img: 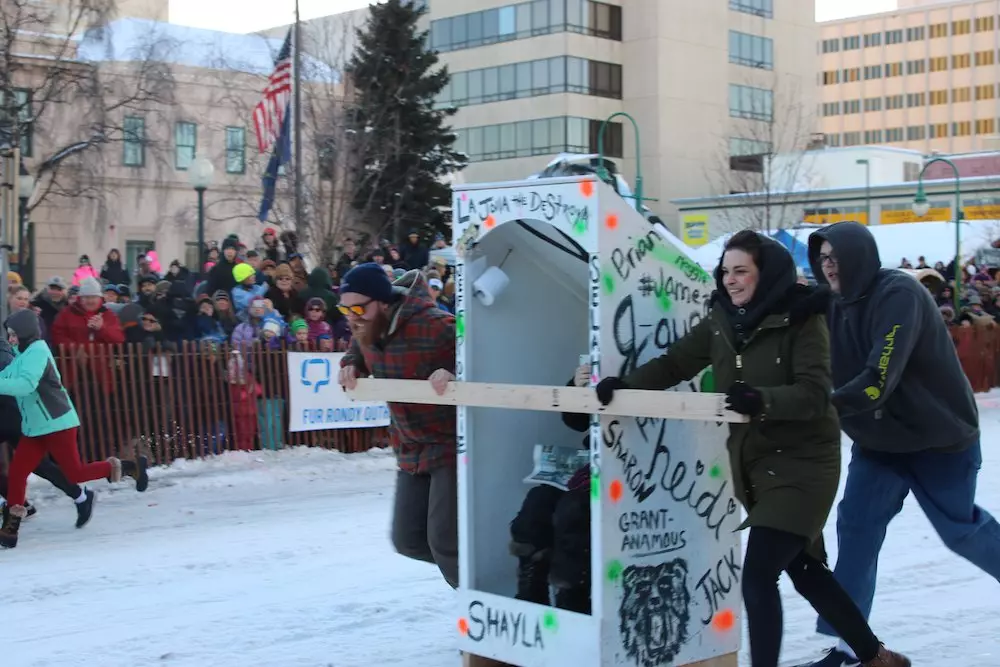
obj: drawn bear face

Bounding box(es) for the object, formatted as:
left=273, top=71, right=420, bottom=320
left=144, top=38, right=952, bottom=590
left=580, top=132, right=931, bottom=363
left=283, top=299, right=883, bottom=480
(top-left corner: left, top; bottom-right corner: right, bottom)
left=619, top=559, right=691, bottom=667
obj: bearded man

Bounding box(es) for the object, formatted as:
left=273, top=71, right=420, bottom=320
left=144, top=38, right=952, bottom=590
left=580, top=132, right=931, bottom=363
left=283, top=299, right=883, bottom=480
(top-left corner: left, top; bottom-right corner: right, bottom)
left=337, top=263, right=459, bottom=587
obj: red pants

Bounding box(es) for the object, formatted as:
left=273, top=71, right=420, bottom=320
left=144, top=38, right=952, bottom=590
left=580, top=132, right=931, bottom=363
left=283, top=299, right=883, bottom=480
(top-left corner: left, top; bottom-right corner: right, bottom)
left=4, top=428, right=111, bottom=507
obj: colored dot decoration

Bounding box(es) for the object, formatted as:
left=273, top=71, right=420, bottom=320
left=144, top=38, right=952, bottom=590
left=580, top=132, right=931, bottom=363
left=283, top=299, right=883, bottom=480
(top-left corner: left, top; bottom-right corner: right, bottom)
left=590, top=474, right=600, bottom=500
left=542, top=611, right=558, bottom=632
left=699, top=367, right=715, bottom=392
left=606, top=559, right=624, bottom=583
left=602, top=272, right=615, bottom=295
left=458, top=618, right=469, bottom=635
left=712, top=609, right=736, bottom=632
left=579, top=180, right=594, bottom=198
left=609, top=479, right=623, bottom=503
left=455, top=312, right=466, bottom=340
left=709, top=464, right=722, bottom=479
left=572, top=216, right=588, bottom=236
left=605, top=214, right=619, bottom=230
left=484, top=215, right=496, bottom=228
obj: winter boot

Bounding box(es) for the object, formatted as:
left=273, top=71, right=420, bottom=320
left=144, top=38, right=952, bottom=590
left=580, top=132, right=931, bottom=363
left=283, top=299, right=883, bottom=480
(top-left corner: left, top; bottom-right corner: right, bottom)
left=24, top=501, right=37, bottom=518
left=862, top=646, right=910, bottom=667
left=510, top=541, right=551, bottom=605
left=107, top=456, right=123, bottom=483
left=0, top=503, right=27, bottom=549
left=75, top=489, right=95, bottom=529
left=553, top=585, right=590, bottom=615
left=795, top=648, right=859, bottom=667
left=121, top=455, right=149, bottom=492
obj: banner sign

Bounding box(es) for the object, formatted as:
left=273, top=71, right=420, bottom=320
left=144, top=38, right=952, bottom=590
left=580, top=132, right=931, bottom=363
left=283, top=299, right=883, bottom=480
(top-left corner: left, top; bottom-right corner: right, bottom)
left=287, top=352, right=390, bottom=432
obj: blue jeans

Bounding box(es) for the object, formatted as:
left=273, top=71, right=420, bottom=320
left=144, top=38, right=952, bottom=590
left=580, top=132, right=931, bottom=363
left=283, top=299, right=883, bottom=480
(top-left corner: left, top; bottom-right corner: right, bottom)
left=818, top=440, right=1000, bottom=637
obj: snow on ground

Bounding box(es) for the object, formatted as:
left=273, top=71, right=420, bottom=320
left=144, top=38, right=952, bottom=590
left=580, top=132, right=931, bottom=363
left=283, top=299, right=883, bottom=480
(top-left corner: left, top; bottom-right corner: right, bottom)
left=6, top=412, right=1000, bottom=667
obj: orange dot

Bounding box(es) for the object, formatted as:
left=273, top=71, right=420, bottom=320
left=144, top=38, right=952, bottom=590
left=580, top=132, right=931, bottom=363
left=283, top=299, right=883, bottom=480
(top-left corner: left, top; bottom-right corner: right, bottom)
left=712, top=609, right=735, bottom=632
left=609, top=479, right=623, bottom=502
left=484, top=215, right=496, bottom=228
left=580, top=180, right=594, bottom=198
left=605, top=214, right=618, bottom=230
left=458, top=618, right=469, bottom=635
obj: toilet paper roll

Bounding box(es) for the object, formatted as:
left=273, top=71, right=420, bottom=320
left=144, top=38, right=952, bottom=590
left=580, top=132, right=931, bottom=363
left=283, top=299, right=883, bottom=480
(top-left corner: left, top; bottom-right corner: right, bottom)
left=473, top=266, right=510, bottom=307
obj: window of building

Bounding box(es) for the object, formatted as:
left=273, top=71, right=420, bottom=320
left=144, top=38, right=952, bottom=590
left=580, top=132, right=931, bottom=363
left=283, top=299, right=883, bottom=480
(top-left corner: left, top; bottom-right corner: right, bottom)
left=906, top=58, right=926, bottom=75
left=953, top=86, right=971, bottom=102
left=844, top=99, right=861, bottom=114
left=842, top=35, right=860, bottom=50
left=930, top=89, right=948, bottom=104
left=174, top=121, right=196, bottom=170
left=864, top=96, right=882, bottom=112
left=729, top=84, right=773, bottom=121
left=929, top=22, right=948, bottom=38
left=431, top=0, right=621, bottom=53
left=455, top=116, right=622, bottom=162
left=953, top=53, right=971, bottom=69
left=976, top=84, right=995, bottom=100
left=843, top=131, right=861, bottom=146
left=885, top=29, right=904, bottom=44
left=863, top=64, right=883, bottom=79
left=907, top=125, right=926, bottom=140
left=929, top=122, right=948, bottom=138
left=952, top=120, right=972, bottom=136
left=885, top=94, right=904, bottom=109
left=885, top=127, right=904, bottom=142
left=729, top=0, right=773, bottom=19
left=886, top=62, right=903, bottom=77
left=907, top=92, right=926, bottom=107
left=929, top=56, right=948, bottom=71
left=843, top=67, right=860, bottom=81
left=975, top=16, right=995, bottom=32
left=976, top=118, right=996, bottom=135
left=225, top=127, right=245, bottom=174
left=123, top=116, right=145, bottom=167
left=821, top=38, right=839, bottom=53
left=728, top=137, right=772, bottom=172
left=1, top=88, right=34, bottom=158
left=952, top=19, right=971, bottom=35
left=729, top=31, right=774, bottom=69
left=864, top=129, right=883, bottom=144
left=827, top=134, right=842, bottom=147
left=975, top=50, right=995, bottom=66
left=822, top=70, right=839, bottom=85
left=822, top=101, right=841, bottom=116
left=863, top=32, right=882, bottom=47
left=906, top=26, right=925, bottom=41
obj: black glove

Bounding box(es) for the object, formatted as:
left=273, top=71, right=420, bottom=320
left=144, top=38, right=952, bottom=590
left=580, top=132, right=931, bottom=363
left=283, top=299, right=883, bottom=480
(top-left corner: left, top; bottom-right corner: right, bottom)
left=596, top=377, right=628, bottom=406
left=725, top=383, right=764, bottom=416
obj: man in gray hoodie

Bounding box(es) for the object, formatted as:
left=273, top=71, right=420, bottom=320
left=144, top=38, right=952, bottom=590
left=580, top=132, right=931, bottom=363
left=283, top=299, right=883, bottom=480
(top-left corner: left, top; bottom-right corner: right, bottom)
left=799, top=221, right=1000, bottom=667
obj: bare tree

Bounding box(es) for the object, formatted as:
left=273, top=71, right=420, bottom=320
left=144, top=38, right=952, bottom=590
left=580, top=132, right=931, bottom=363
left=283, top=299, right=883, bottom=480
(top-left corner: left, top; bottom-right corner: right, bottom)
left=707, top=73, right=818, bottom=234
left=1, top=0, right=177, bottom=216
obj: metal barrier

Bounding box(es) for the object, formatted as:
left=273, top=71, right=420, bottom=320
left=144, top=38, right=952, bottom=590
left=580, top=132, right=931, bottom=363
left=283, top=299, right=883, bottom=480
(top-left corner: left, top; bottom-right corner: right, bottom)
left=51, top=342, right=389, bottom=465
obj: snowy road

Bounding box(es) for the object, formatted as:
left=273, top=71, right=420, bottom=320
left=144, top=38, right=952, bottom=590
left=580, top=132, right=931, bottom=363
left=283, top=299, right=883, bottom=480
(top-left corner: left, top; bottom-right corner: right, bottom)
left=5, top=414, right=1000, bottom=667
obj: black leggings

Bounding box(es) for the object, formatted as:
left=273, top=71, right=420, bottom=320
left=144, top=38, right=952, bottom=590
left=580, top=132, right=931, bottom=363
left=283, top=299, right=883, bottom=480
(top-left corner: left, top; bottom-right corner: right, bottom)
left=743, top=526, right=880, bottom=667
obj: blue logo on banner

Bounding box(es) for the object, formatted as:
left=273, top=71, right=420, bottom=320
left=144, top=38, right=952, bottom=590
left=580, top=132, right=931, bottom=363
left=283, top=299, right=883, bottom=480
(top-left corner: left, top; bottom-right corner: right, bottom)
left=300, top=358, right=331, bottom=393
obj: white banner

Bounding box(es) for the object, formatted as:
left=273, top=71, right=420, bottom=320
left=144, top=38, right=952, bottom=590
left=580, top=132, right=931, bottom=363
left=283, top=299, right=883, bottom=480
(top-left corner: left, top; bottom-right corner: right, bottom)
left=287, top=352, right=391, bottom=432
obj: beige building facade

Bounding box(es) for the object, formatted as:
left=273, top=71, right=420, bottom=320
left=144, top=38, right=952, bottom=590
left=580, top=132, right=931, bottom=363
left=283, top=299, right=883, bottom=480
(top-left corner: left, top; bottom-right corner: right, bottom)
left=424, top=0, right=818, bottom=230
left=820, top=0, right=1000, bottom=154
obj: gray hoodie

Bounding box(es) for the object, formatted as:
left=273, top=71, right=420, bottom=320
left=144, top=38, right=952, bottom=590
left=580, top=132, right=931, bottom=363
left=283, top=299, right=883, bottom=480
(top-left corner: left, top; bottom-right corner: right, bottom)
left=808, top=221, right=978, bottom=453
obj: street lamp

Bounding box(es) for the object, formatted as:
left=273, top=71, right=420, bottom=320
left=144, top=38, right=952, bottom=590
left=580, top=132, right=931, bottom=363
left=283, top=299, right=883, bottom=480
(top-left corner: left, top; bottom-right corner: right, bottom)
left=188, top=157, right=215, bottom=276
left=17, top=173, right=34, bottom=285
left=856, top=158, right=870, bottom=225
left=912, top=157, right=962, bottom=314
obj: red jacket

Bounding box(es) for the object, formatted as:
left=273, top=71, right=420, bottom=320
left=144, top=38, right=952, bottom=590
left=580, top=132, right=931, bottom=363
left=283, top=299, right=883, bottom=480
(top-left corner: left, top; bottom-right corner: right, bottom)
left=51, top=303, right=125, bottom=392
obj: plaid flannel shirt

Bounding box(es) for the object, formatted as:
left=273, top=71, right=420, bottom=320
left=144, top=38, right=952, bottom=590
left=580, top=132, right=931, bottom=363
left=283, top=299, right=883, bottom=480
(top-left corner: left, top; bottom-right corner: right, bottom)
left=341, top=272, right=456, bottom=474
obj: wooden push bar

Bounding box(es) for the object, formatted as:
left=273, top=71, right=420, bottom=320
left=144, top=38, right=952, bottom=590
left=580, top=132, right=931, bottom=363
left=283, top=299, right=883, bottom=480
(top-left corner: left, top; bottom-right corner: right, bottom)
left=346, top=379, right=749, bottom=424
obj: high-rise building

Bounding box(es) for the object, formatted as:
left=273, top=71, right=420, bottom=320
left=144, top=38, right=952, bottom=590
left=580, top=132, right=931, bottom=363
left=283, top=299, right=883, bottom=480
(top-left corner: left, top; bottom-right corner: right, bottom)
left=819, top=0, right=1000, bottom=154
left=284, top=1, right=818, bottom=232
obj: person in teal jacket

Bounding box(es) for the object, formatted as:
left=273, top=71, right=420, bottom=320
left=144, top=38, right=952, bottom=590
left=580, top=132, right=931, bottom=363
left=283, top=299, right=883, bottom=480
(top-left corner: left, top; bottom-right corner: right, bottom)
left=0, top=310, right=148, bottom=549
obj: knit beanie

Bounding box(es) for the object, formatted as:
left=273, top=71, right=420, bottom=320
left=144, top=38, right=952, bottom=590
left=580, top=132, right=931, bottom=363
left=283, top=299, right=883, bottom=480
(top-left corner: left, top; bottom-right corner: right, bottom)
left=341, top=263, right=393, bottom=303
left=290, top=318, right=308, bottom=333
left=233, top=263, right=255, bottom=283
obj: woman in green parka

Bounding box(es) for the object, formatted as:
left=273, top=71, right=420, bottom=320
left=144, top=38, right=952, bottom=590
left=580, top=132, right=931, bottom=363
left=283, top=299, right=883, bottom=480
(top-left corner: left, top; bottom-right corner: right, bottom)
left=595, top=231, right=909, bottom=667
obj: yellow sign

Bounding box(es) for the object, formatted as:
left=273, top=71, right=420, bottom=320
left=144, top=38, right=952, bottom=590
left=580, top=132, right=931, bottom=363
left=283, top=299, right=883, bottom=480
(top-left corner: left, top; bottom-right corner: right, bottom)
left=880, top=208, right=951, bottom=224
left=964, top=205, right=1000, bottom=220
left=803, top=212, right=869, bottom=226
left=682, top=214, right=709, bottom=247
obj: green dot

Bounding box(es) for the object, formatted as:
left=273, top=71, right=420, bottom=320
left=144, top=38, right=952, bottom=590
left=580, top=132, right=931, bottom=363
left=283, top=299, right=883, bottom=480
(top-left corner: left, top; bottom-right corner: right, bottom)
left=656, top=291, right=672, bottom=312
left=709, top=464, right=722, bottom=479
left=590, top=473, right=600, bottom=499
left=456, top=312, right=465, bottom=339
left=542, top=610, right=558, bottom=632
left=606, top=559, right=624, bottom=583
left=572, top=216, right=587, bottom=235
left=699, top=368, right=715, bottom=392
left=602, top=272, right=615, bottom=294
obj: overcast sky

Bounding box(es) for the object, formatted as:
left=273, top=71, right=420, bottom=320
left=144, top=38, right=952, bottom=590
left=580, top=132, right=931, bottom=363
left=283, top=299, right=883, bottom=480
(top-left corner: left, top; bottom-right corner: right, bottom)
left=169, top=0, right=901, bottom=34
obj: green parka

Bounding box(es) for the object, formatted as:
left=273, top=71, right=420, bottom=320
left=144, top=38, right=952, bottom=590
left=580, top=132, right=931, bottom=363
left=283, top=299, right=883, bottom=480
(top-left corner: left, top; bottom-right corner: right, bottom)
left=624, top=285, right=841, bottom=546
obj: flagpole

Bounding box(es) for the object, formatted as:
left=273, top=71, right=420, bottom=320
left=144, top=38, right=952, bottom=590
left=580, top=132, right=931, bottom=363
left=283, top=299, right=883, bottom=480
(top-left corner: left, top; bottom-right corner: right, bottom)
left=292, top=0, right=305, bottom=245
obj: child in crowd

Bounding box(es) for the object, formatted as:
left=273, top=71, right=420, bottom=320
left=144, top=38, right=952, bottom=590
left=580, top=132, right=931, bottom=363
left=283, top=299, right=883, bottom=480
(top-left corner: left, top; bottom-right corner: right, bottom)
left=288, top=318, right=310, bottom=348
left=231, top=264, right=267, bottom=320
left=304, top=297, right=333, bottom=343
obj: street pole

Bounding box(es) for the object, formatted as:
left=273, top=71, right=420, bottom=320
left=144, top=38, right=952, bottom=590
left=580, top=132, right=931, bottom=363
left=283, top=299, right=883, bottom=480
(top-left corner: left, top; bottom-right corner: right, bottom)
left=856, top=158, right=870, bottom=225
left=913, top=156, right=962, bottom=315
left=196, top=186, right=206, bottom=276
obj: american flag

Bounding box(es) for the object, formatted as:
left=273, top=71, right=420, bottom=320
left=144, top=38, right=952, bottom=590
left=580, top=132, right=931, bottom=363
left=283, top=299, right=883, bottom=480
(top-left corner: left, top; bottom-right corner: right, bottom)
left=252, top=29, right=292, bottom=154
